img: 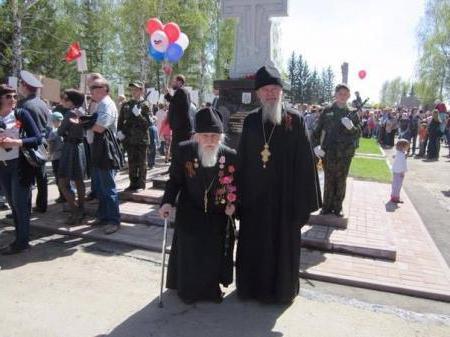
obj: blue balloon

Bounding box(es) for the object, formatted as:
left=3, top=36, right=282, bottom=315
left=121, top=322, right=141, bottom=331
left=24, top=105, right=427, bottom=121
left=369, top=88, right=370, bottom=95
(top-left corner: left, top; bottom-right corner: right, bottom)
left=166, top=43, right=184, bottom=63
left=148, top=43, right=165, bottom=61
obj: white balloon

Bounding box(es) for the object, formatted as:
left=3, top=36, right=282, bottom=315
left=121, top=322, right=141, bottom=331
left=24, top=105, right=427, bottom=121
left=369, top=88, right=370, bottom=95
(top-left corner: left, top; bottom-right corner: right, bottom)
left=151, top=30, right=169, bottom=53
left=175, top=32, right=189, bottom=50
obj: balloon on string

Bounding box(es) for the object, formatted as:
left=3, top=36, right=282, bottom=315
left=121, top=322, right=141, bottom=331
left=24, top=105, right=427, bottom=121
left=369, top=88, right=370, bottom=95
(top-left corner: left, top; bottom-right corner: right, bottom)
left=148, top=43, right=165, bottom=61
left=150, top=30, right=169, bottom=53
left=175, top=32, right=189, bottom=50
left=146, top=18, right=164, bottom=35
left=358, top=70, right=367, bottom=79
left=162, top=64, right=173, bottom=76
left=166, top=43, right=184, bottom=63
left=164, top=22, right=181, bottom=43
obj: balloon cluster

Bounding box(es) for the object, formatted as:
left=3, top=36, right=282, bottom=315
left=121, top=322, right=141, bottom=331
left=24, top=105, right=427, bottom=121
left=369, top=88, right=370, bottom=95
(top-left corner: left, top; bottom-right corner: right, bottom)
left=146, top=18, right=189, bottom=63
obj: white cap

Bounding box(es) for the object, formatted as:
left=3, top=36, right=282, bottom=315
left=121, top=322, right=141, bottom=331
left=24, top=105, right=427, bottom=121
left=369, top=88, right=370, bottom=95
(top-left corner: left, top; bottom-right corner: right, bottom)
left=20, top=70, right=43, bottom=88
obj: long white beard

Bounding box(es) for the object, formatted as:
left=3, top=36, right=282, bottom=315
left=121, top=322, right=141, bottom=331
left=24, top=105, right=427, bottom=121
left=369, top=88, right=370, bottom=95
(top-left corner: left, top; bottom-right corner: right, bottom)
left=262, top=98, right=283, bottom=125
left=198, top=145, right=220, bottom=168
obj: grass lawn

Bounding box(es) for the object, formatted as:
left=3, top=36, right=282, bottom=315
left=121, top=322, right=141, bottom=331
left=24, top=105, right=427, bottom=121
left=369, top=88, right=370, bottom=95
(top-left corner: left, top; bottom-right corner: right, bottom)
left=349, top=157, right=392, bottom=183
left=356, top=138, right=383, bottom=155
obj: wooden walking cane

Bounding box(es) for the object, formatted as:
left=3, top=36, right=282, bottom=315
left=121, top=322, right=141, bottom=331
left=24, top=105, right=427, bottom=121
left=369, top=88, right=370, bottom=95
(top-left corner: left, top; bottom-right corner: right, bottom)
left=159, top=217, right=169, bottom=308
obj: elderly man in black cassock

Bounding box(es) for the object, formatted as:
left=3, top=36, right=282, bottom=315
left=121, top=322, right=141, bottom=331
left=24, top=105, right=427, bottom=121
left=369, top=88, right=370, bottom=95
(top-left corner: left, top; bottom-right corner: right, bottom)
left=159, top=107, right=237, bottom=304
left=236, top=65, right=322, bottom=304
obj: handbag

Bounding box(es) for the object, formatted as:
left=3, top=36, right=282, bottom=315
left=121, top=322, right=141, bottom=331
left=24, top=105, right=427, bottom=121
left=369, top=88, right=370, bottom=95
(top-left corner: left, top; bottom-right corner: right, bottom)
left=21, top=140, right=48, bottom=167
left=15, top=108, right=48, bottom=167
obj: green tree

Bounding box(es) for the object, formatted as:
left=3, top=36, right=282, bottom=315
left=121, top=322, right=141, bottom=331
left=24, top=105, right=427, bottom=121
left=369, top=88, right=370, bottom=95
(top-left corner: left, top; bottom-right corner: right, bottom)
left=416, top=0, right=450, bottom=104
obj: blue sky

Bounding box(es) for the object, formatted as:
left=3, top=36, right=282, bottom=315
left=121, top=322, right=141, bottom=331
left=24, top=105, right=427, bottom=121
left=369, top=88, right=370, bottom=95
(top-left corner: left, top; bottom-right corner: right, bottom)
left=277, top=0, right=426, bottom=102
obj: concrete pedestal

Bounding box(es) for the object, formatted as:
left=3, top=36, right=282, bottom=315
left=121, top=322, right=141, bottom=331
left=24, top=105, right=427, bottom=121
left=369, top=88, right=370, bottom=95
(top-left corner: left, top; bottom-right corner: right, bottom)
left=213, top=79, right=259, bottom=149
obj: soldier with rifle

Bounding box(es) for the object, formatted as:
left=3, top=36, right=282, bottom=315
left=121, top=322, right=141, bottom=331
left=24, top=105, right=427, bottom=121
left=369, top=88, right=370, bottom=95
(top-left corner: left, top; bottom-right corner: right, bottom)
left=312, top=84, right=363, bottom=217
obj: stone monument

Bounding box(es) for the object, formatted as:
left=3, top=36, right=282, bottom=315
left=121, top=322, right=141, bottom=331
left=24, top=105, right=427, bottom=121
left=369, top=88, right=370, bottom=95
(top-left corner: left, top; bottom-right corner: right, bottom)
left=214, top=0, right=288, bottom=148
left=341, top=62, right=349, bottom=84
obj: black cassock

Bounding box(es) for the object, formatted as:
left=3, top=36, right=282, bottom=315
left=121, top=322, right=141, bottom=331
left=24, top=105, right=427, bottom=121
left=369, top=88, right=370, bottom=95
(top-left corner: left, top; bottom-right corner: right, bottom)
left=161, top=141, right=237, bottom=303
left=236, top=109, right=321, bottom=304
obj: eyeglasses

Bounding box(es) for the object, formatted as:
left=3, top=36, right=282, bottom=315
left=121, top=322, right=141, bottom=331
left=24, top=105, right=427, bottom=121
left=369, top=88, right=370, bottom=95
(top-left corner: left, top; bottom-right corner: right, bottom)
left=4, top=94, right=17, bottom=100
left=90, top=85, right=104, bottom=90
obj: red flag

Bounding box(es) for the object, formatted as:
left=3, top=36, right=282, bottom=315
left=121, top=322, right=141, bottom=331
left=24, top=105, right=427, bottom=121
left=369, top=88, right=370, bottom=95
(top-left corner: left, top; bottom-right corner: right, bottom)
left=65, top=42, right=81, bottom=62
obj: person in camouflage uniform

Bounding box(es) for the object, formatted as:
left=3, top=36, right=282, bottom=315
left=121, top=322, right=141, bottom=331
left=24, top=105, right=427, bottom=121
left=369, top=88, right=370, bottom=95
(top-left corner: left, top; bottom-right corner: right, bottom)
left=312, top=84, right=361, bottom=217
left=117, top=81, right=151, bottom=192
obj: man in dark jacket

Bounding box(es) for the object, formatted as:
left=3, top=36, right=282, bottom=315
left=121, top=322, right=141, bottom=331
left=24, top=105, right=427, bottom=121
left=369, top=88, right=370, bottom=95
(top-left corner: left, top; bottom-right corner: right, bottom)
left=17, top=70, right=49, bottom=213
left=164, top=74, right=193, bottom=158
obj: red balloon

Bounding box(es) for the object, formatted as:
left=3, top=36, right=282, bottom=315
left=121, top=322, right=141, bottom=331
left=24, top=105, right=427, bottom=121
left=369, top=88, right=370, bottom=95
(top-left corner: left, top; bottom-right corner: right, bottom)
left=358, top=70, right=367, bottom=79
left=164, top=22, right=181, bottom=43
left=146, top=18, right=164, bottom=35
left=162, top=64, right=173, bottom=76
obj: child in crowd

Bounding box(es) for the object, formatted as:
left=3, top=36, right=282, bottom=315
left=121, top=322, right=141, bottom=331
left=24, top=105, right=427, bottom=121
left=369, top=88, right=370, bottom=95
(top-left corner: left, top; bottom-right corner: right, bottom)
left=417, top=121, right=428, bottom=157
left=47, top=112, right=65, bottom=203
left=390, top=139, right=410, bottom=204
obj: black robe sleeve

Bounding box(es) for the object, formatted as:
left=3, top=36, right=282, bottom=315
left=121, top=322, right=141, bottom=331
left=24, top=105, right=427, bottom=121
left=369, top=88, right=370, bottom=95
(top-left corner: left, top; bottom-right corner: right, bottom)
left=293, top=116, right=322, bottom=225
left=161, top=145, right=186, bottom=206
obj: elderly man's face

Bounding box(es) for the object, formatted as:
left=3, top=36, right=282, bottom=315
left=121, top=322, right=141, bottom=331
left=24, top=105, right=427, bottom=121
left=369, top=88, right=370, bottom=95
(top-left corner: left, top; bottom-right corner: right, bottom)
left=197, top=133, right=221, bottom=150
left=257, top=85, right=282, bottom=105
left=90, top=83, right=107, bottom=102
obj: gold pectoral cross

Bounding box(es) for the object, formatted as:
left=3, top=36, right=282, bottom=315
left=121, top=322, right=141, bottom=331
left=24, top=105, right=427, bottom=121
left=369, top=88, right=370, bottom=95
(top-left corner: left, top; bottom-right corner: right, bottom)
left=261, top=143, right=271, bottom=168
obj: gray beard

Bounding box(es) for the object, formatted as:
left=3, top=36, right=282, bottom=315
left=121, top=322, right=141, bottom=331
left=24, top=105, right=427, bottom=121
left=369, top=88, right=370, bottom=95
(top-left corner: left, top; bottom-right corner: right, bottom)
left=262, top=99, right=283, bottom=125
left=198, top=145, right=220, bottom=168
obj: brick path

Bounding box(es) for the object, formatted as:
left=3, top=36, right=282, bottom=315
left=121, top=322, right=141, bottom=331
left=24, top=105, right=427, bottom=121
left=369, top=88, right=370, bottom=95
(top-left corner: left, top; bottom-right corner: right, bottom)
left=301, top=179, right=450, bottom=302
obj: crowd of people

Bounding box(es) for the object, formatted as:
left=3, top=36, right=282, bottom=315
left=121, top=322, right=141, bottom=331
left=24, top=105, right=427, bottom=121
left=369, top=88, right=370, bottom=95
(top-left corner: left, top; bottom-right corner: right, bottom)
left=0, top=70, right=197, bottom=254
left=300, top=100, right=450, bottom=160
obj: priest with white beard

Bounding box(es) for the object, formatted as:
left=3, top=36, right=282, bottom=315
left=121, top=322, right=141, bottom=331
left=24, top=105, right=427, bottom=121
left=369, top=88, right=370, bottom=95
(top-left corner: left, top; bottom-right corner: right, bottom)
left=159, top=107, right=237, bottom=304
left=236, top=65, right=322, bottom=304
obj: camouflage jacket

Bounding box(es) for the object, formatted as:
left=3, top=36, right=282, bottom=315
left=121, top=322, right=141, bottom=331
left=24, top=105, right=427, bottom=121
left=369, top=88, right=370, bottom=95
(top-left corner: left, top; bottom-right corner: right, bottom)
left=312, top=103, right=361, bottom=157
left=118, top=99, right=151, bottom=146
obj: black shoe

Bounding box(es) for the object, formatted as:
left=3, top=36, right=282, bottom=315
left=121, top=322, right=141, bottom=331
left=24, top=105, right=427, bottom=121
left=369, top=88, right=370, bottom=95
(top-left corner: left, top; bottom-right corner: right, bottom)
left=32, top=207, right=46, bottom=213
left=333, top=210, right=344, bottom=217
left=86, top=194, right=96, bottom=202
left=55, top=197, right=65, bottom=204
left=320, top=209, right=332, bottom=215
left=1, top=243, right=30, bottom=255
left=124, top=186, right=138, bottom=193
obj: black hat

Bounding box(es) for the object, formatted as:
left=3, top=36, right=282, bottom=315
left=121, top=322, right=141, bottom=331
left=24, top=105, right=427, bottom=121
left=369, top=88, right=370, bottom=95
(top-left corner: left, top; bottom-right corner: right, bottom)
left=129, top=81, right=144, bottom=89
left=0, top=84, right=16, bottom=97
left=195, top=107, right=223, bottom=134
left=64, top=89, right=85, bottom=108
left=255, top=65, right=283, bottom=90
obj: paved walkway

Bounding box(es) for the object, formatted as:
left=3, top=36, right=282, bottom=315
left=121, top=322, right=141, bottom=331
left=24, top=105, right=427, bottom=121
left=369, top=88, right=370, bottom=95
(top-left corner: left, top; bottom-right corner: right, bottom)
left=301, top=178, right=450, bottom=302
left=1, top=234, right=449, bottom=337
left=384, top=144, right=450, bottom=264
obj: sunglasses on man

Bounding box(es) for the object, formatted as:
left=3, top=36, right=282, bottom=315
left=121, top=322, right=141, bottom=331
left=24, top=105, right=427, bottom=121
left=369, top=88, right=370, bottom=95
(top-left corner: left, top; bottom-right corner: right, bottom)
left=4, top=94, right=18, bottom=100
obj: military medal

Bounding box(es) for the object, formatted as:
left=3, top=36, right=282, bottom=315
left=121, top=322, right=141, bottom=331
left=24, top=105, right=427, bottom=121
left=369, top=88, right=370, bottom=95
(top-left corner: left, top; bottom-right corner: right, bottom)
left=194, top=158, right=199, bottom=168
left=261, top=121, right=276, bottom=169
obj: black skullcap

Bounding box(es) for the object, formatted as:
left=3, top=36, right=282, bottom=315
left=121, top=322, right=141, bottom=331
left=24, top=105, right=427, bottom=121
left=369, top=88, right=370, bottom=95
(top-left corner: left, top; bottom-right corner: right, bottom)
left=195, top=107, right=223, bottom=134
left=255, top=65, right=283, bottom=90
left=64, top=89, right=85, bottom=108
